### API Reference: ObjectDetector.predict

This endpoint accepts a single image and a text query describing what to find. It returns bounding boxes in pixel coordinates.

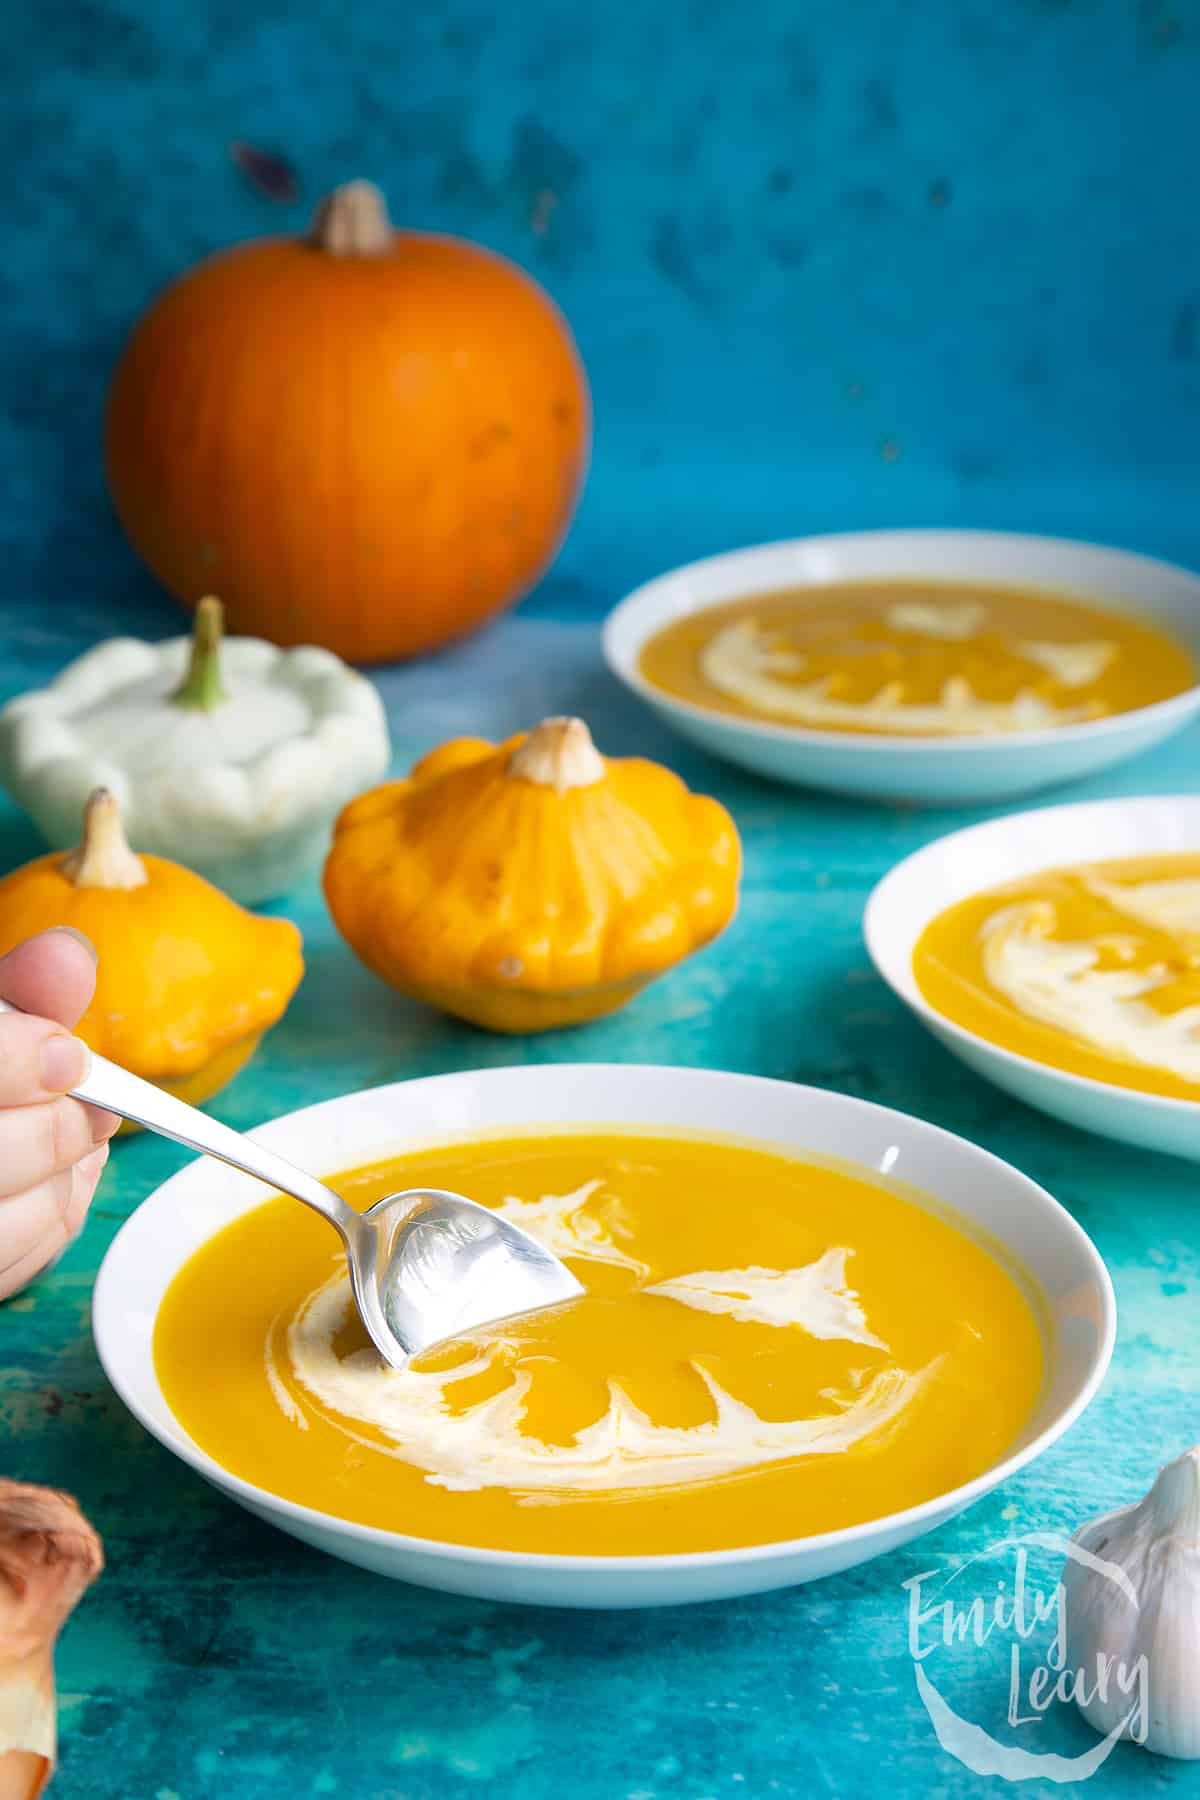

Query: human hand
[0,932,119,1302]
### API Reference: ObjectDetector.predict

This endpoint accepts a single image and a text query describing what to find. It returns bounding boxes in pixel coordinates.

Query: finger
[83,1106,120,1144]
[0,929,98,1029]
[0,1097,111,1197]
[0,1217,72,1303]
[0,1014,90,1108]
[0,1146,108,1301]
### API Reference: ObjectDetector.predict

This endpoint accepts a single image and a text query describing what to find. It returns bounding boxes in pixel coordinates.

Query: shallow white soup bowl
[865,796,1200,1159]
[603,530,1200,804]
[93,1064,1114,1609]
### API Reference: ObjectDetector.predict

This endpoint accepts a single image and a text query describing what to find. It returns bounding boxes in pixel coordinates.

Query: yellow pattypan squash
[324,715,741,1033]
[0,787,303,1110]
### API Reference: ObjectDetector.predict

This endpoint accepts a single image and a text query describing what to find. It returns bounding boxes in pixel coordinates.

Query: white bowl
[93,1064,1113,1609]
[865,796,1200,1159]
[603,530,1200,804]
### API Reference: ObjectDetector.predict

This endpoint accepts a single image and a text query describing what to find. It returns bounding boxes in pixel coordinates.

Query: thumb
[0,930,99,1030]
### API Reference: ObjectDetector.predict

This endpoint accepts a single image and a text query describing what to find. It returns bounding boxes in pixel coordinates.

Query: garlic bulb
[1063,1446,1200,1759]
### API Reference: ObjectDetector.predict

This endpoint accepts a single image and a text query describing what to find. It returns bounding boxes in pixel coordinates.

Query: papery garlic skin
[1063,1447,1200,1760]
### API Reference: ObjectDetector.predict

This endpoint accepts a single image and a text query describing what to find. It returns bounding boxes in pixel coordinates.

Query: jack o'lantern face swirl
[639,582,1195,737]
[156,1132,1046,1553]
[279,1177,935,1497]
[917,855,1200,1095]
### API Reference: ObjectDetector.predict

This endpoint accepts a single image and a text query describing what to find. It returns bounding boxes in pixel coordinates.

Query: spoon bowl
[0,998,582,1362]
[354,1186,583,1361]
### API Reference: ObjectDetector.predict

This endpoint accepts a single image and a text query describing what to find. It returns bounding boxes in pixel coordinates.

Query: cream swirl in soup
[638,580,1193,737]
[916,855,1200,1098]
[156,1132,1042,1555]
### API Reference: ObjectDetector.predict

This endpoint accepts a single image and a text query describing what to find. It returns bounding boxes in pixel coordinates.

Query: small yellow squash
[323,716,740,1032]
[0,788,303,1109]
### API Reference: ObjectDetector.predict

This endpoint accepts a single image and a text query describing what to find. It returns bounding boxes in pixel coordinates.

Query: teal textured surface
[3,615,1200,1796]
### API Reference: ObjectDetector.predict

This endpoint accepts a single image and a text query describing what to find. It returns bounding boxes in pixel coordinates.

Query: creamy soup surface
[637,581,1194,736]
[156,1131,1043,1555]
[915,854,1200,1100]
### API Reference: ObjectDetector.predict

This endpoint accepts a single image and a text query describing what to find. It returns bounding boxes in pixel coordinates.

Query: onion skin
[0,1481,103,1798]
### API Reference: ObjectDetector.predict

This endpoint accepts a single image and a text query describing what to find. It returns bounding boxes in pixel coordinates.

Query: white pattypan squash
[0,597,391,902]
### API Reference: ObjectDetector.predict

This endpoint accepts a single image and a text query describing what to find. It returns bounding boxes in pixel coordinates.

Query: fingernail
[41,1034,88,1093]
[47,927,98,963]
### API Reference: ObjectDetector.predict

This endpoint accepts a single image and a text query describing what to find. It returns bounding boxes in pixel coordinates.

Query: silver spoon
[0,998,583,1366]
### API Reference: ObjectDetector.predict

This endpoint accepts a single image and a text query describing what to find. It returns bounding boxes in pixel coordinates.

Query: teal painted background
[6,0,1200,653]
[4,0,1200,1795]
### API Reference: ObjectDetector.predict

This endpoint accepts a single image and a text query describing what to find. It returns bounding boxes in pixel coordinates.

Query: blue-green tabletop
[7,0,1200,1790]
[3,603,1199,1799]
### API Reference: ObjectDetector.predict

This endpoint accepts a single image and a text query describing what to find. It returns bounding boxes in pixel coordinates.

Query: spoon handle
[0,998,359,1241]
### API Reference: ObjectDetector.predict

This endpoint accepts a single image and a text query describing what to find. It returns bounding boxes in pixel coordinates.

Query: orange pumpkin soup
[915,853,1200,1100]
[639,581,1193,736]
[155,1130,1044,1555]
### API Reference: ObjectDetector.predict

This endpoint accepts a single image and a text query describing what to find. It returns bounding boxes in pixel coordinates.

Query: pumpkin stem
[61,790,149,891]
[308,181,394,255]
[508,718,606,793]
[172,596,228,711]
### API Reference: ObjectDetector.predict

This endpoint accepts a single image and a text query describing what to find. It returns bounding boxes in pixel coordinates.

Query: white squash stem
[171,595,227,711]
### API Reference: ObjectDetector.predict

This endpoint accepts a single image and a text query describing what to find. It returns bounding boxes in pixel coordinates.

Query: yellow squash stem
[507,716,606,792]
[59,790,148,891]
[172,595,228,711]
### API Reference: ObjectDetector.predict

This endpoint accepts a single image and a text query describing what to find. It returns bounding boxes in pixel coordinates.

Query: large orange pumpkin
[105,181,590,664]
